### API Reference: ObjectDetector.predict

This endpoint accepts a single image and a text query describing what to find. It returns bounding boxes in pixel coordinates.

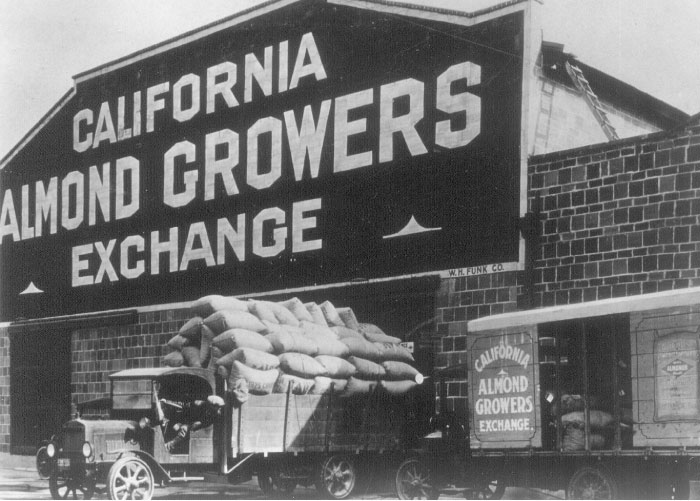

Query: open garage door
[10,329,71,455]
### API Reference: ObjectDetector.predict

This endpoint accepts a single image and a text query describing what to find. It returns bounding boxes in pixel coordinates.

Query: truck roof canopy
[468,286,700,332]
[109,367,215,386]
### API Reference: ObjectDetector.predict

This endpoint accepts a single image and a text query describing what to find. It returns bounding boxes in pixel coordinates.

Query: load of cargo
[163,295,422,403]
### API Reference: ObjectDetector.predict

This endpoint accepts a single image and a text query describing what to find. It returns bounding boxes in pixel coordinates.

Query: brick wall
[71,309,189,405]
[0,327,8,453]
[434,271,521,416]
[529,120,700,308]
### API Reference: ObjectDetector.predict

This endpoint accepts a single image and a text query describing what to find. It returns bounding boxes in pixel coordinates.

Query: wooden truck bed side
[230,392,405,455]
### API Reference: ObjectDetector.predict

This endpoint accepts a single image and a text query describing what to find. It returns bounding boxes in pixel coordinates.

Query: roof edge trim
[330,0,529,29]
[468,287,700,332]
[73,0,299,85]
[0,88,76,170]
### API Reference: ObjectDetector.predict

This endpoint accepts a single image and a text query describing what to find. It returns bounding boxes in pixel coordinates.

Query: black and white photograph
[1,0,700,499]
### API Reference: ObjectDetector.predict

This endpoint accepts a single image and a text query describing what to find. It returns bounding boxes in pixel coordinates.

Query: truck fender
[116,450,172,485]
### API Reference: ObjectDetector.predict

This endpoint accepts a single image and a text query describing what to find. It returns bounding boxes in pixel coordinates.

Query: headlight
[46,443,56,458]
[82,442,93,459]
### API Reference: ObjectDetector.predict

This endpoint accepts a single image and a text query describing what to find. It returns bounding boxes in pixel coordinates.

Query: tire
[36,446,52,480]
[107,456,155,500]
[49,470,95,500]
[395,458,440,500]
[317,455,357,499]
[566,466,618,500]
[473,475,506,500]
[257,464,296,499]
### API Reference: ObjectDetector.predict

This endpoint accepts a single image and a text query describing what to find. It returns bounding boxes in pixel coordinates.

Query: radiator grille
[62,428,84,453]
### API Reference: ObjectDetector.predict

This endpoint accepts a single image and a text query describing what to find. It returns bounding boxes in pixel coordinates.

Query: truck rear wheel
[395,458,439,500]
[566,466,617,500]
[317,455,357,499]
[107,456,155,500]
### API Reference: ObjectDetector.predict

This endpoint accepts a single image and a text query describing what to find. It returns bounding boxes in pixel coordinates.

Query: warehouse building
[0,0,693,459]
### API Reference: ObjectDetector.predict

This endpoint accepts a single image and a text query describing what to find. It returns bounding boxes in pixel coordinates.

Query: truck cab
[44,367,219,500]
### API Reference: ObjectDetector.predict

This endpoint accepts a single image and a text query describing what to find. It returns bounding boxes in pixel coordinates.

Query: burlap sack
[217,363,230,379]
[248,300,279,324]
[358,323,387,336]
[204,310,266,334]
[267,302,300,326]
[304,302,329,326]
[212,329,274,354]
[382,361,421,380]
[380,379,418,396]
[374,342,414,363]
[562,426,606,451]
[310,335,350,357]
[300,321,339,339]
[348,356,386,379]
[311,376,348,394]
[320,301,344,326]
[199,325,215,367]
[280,297,314,322]
[178,316,204,341]
[265,330,319,356]
[341,337,381,360]
[261,321,304,336]
[273,373,315,395]
[342,377,376,397]
[315,356,356,378]
[561,410,614,430]
[229,361,278,395]
[279,352,328,378]
[167,334,189,350]
[181,346,202,368]
[190,295,248,317]
[330,326,364,339]
[337,307,360,330]
[362,331,402,344]
[208,346,223,369]
[163,351,184,367]
[217,348,280,371]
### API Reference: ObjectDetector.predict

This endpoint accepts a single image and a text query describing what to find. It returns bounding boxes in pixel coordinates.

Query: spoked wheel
[107,456,155,500]
[395,458,440,500]
[49,471,96,499]
[257,463,296,498]
[36,446,52,480]
[473,474,506,500]
[317,455,357,499]
[566,466,618,500]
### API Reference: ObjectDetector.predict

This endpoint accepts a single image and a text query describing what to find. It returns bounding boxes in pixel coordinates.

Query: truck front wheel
[49,470,95,500]
[107,456,155,500]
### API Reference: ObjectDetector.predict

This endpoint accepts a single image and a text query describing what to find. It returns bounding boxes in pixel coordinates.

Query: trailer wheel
[49,470,96,500]
[107,456,155,500]
[566,466,618,500]
[395,458,440,500]
[473,475,505,500]
[317,455,357,499]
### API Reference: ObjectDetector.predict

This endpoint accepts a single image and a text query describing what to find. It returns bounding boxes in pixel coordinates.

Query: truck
[42,366,425,500]
[395,288,700,500]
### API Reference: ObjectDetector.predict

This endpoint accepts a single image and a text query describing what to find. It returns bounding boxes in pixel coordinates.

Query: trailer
[396,288,700,499]
[41,365,423,500]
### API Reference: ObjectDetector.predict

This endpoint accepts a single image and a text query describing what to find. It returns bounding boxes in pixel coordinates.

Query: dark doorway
[10,329,72,455]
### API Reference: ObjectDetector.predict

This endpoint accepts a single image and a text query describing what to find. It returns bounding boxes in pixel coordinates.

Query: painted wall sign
[0,0,524,319]
[654,331,700,421]
[470,332,536,441]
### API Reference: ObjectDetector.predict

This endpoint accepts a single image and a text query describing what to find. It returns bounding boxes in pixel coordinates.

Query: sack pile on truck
[556,394,619,451]
[163,295,423,403]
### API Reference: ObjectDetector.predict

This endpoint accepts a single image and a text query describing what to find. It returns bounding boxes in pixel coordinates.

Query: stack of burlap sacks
[556,395,616,451]
[163,295,422,403]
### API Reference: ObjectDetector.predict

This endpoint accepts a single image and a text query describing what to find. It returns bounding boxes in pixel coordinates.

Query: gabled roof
[540,41,689,130]
[0,0,531,170]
